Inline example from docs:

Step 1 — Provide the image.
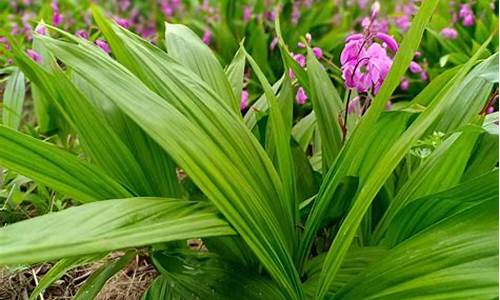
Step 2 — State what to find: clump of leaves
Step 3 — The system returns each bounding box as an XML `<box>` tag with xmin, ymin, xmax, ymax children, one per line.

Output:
<box><xmin>0</xmin><ymin>1</ymin><xmax>498</xmax><ymax>299</ymax></box>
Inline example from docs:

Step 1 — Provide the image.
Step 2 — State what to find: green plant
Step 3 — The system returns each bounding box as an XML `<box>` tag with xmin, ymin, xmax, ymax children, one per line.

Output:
<box><xmin>0</xmin><ymin>1</ymin><xmax>498</xmax><ymax>299</ymax></box>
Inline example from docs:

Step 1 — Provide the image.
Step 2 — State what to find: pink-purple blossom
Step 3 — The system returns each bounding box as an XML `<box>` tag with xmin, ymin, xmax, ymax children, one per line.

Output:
<box><xmin>75</xmin><ymin>29</ymin><xmax>89</xmax><ymax>39</ymax></box>
<box><xmin>240</xmin><ymin>90</ymin><xmax>249</xmax><ymax>110</ymax></box>
<box><xmin>312</xmin><ymin>47</ymin><xmax>323</xmax><ymax>59</ymax></box>
<box><xmin>243</xmin><ymin>6</ymin><xmax>252</xmax><ymax>23</ymax></box>
<box><xmin>295</xmin><ymin>87</ymin><xmax>308</xmax><ymax>105</ymax></box>
<box><xmin>202</xmin><ymin>30</ymin><xmax>212</xmax><ymax>45</ymax></box>
<box><xmin>27</xmin><ymin>49</ymin><xmax>41</xmax><ymax>63</ymax></box>
<box><xmin>409</xmin><ymin>61</ymin><xmax>422</xmax><ymax>73</ymax></box>
<box><xmin>400</xmin><ymin>77</ymin><xmax>410</xmax><ymax>90</ymax></box>
<box><xmin>441</xmin><ymin>27</ymin><xmax>458</xmax><ymax>39</ymax></box>
<box><xmin>95</xmin><ymin>39</ymin><xmax>111</xmax><ymax>54</ymax></box>
<box><xmin>114</xmin><ymin>17</ymin><xmax>130</xmax><ymax>28</ymax></box>
<box><xmin>293</xmin><ymin>53</ymin><xmax>306</xmax><ymax>67</ymax></box>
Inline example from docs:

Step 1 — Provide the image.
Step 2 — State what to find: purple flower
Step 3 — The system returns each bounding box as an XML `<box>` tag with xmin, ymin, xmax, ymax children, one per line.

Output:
<box><xmin>295</xmin><ymin>87</ymin><xmax>308</xmax><ymax>105</ymax></box>
<box><xmin>441</xmin><ymin>27</ymin><xmax>458</xmax><ymax>39</ymax></box>
<box><xmin>264</xmin><ymin>11</ymin><xmax>276</xmax><ymax>22</ymax></box>
<box><xmin>420</xmin><ymin>71</ymin><xmax>428</xmax><ymax>81</ymax></box>
<box><xmin>119</xmin><ymin>0</ymin><xmax>131</xmax><ymax>11</ymax></box>
<box><xmin>202</xmin><ymin>30</ymin><xmax>212</xmax><ymax>45</ymax></box>
<box><xmin>75</xmin><ymin>29</ymin><xmax>89</xmax><ymax>39</ymax></box>
<box><xmin>291</xmin><ymin>2</ymin><xmax>301</xmax><ymax>25</ymax></box>
<box><xmin>375</xmin><ymin>32</ymin><xmax>398</xmax><ymax>52</ymax></box>
<box><xmin>288</xmin><ymin>68</ymin><xmax>295</xmax><ymax>80</ymax></box>
<box><xmin>27</xmin><ymin>49</ymin><xmax>42</xmax><ymax>63</ymax></box>
<box><xmin>462</xmin><ymin>14</ymin><xmax>475</xmax><ymax>26</ymax></box>
<box><xmin>293</xmin><ymin>53</ymin><xmax>306</xmax><ymax>67</ymax></box>
<box><xmin>270</xmin><ymin>37</ymin><xmax>279</xmax><ymax>51</ymax></box>
<box><xmin>35</xmin><ymin>24</ymin><xmax>47</xmax><ymax>35</ymax></box>
<box><xmin>341</xmin><ymin>39</ymin><xmax>393</xmax><ymax>94</ymax></box>
<box><xmin>409</xmin><ymin>61</ymin><xmax>422</xmax><ymax>73</ymax></box>
<box><xmin>115</xmin><ymin>17</ymin><xmax>130</xmax><ymax>28</ymax></box>
<box><xmin>459</xmin><ymin>4</ymin><xmax>472</xmax><ymax>18</ymax></box>
<box><xmin>459</xmin><ymin>4</ymin><xmax>475</xmax><ymax>27</ymax></box>
<box><xmin>51</xmin><ymin>1</ymin><xmax>62</xmax><ymax>26</ymax></box>
<box><xmin>400</xmin><ymin>77</ymin><xmax>409</xmax><ymax>90</ymax></box>
<box><xmin>240</xmin><ymin>90</ymin><xmax>249</xmax><ymax>110</ymax></box>
<box><xmin>161</xmin><ymin>0</ymin><xmax>174</xmax><ymax>17</ymax></box>
<box><xmin>395</xmin><ymin>16</ymin><xmax>410</xmax><ymax>32</ymax></box>
<box><xmin>243</xmin><ymin>6</ymin><xmax>252</xmax><ymax>23</ymax></box>
<box><xmin>52</xmin><ymin>12</ymin><xmax>63</xmax><ymax>26</ymax></box>
<box><xmin>312</xmin><ymin>47</ymin><xmax>323</xmax><ymax>59</ymax></box>
<box><xmin>95</xmin><ymin>39</ymin><xmax>111</xmax><ymax>54</ymax></box>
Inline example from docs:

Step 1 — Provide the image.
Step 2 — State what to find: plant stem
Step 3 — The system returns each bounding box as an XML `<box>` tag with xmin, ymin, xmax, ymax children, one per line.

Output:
<box><xmin>342</xmin><ymin>89</ymin><xmax>352</xmax><ymax>142</ymax></box>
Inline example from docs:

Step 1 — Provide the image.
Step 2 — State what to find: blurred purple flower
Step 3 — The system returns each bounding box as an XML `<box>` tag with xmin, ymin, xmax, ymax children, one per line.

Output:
<box><xmin>75</xmin><ymin>29</ymin><xmax>89</xmax><ymax>39</ymax></box>
<box><xmin>420</xmin><ymin>71</ymin><xmax>428</xmax><ymax>81</ymax></box>
<box><xmin>243</xmin><ymin>6</ymin><xmax>252</xmax><ymax>23</ymax></box>
<box><xmin>293</xmin><ymin>53</ymin><xmax>306</xmax><ymax>67</ymax></box>
<box><xmin>295</xmin><ymin>87</ymin><xmax>308</xmax><ymax>105</ymax></box>
<box><xmin>95</xmin><ymin>39</ymin><xmax>111</xmax><ymax>54</ymax></box>
<box><xmin>35</xmin><ymin>24</ymin><xmax>47</xmax><ymax>35</ymax></box>
<box><xmin>27</xmin><ymin>49</ymin><xmax>42</xmax><ymax>63</ymax></box>
<box><xmin>441</xmin><ymin>27</ymin><xmax>458</xmax><ymax>39</ymax></box>
<box><xmin>395</xmin><ymin>16</ymin><xmax>410</xmax><ymax>32</ymax></box>
<box><xmin>202</xmin><ymin>30</ymin><xmax>212</xmax><ymax>45</ymax></box>
<box><xmin>291</xmin><ymin>2</ymin><xmax>301</xmax><ymax>25</ymax></box>
<box><xmin>240</xmin><ymin>90</ymin><xmax>249</xmax><ymax>110</ymax></box>
<box><xmin>409</xmin><ymin>61</ymin><xmax>422</xmax><ymax>73</ymax></box>
<box><xmin>375</xmin><ymin>32</ymin><xmax>398</xmax><ymax>52</ymax></box>
<box><xmin>400</xmin><ymin>77</ymin><xmax>409</xmax><ymax>90</ymax></box>
<box><xmin>114</xmin><ymin>17</ymin><xmax>130</xmax><ymax>28</ymax></box>
<box><xmin>459</xmin><ymin>4</ymin><xmax>475</xmax><ymax>27</ymax></box>
<box><xmin>51</xmin><ymin>1</ymin><xmax>63</xmax><ymax>26</ymax></box>
<box><xmin>312</xmin><ymin>47</ymin><xmax>323</xmax><ymax>59</ymax></box>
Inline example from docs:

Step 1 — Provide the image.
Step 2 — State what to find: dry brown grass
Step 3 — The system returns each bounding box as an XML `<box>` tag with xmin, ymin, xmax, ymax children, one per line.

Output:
<box><xmin>0</xmin><ymin>254</ymin><xmax>156</xmax><ymax>300</ymax></box>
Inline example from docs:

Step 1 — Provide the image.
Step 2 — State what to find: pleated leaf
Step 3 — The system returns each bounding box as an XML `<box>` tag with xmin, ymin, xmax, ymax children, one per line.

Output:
<box><xmin>165</xmin><ymin>23</ymin><xmax>240</xmax><ymax>112</ymax></box>
<box><xmin>1</xmin><ymin>68</ymin><xmax>25</xmax><ymax>130</ymax></box>
<box><xmin>0</xmin><ymin>198</ymin><xmax>234</xmax><ymax>265</ymax></box>
<box><xmin>0</xmin><ymin>125</ymin><xmax>130</xmax><ymax>202</ymax></box>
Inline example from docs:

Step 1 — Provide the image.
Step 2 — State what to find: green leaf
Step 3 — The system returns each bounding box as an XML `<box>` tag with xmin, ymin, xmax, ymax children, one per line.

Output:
<box><xmin>0</xmin><ymin>198</ymin><xmax>234</xmax><ymax>265</ymax></box>
<box><xmin>382</xmin><ymin>170</ymin><xmax>499</xmax><ymax>247</ymax></box>
<box><xmin>225</xmin><ymin>44</ymin><xmax>246</xmax><ymax>103</ymax></box>
<box><xmin>315</xmin><ymin>34</ymin><xmax>492</xmax><ymax>299</ymax></box>
<box><xmin>433</xmin><ymin>53</ymin><xmax>498</xmax><ymax>133</ymax></box>
<box><xmin>29</xmin><ymin>254</ymin><xmax>106</xmax><ymax>300</ymax></box>
<box><xmin>306</xmin><ymin>46</ymin><xmax>343</xmax><ymax>171</ymax></box>
<box><xmin>164</xmin><ymin>22</ymin><xmax>240</xmax><ymax>113</ymax></box>
<box><xmin>244</xmin><ymin>48</ymin><xmax>298</xmax><ymax>236</ymax></box>
<box><xmin>32</xmin><ymin>23</ymin><xmax>59</xmax><ymax>133</ymax></box>
<box><xmin>149</xmin><ymin>250</ymin><xmax>288</xmax><ymax>300</ymax></box>
<box><xmin>372</xmin><ymin>126</ymin><xmax>483</xmax><ymax>243</ymax></box>
<box><xmin>74</xmin><ymin>252</ymin><xmax>135</xmax><ymax>300</ymax></box>
<box><xmin>464</xmin><ymin>131</ymin><xmax>499</xmax><ymax>179</ymax></box>
<box><xmin>303</xmin><ymin>247</ymin><xmax>387</xmax><ymax>299</ymax></box>
<box><xmin>333</xmin><ymin>200</ymin><xmax>498</xmax><ymax>300</ymax></box>
<box><xmin>0</xmin><ymin>125</ymin><xmax>131</xmax><ymax>202</ymax></box>
<box><xmin>40</xmin><ymin>23</ymin><xmax>302</xmax><ymax>298</ymax></box>
<box><xmin>1</xmin><ymin>68</ymin><xmax>25</xmax><ymax>130</ymax></box>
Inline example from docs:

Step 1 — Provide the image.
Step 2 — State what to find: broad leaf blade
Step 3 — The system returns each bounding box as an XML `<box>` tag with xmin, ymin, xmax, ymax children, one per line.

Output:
<box><xmin>1</xmin><ymin>68</ymin><xmax>25</xmax><ymax>130</ymax></box>
<box><xmin>0</xmin><ymin>198</ymin><xmax>234</xmax><ymax>265</ymax></box>
<box><xmin>0</xmin><ymin>125</ymin><xmax>130</xmax><ymax>202</ymax></box>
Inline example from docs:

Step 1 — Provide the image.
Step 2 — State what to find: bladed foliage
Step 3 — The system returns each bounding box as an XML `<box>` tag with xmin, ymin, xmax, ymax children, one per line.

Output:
<box><xmin>0</xmin><ymin>2</ymin><xmax>497</xmax><ymax>299</ymax></box>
